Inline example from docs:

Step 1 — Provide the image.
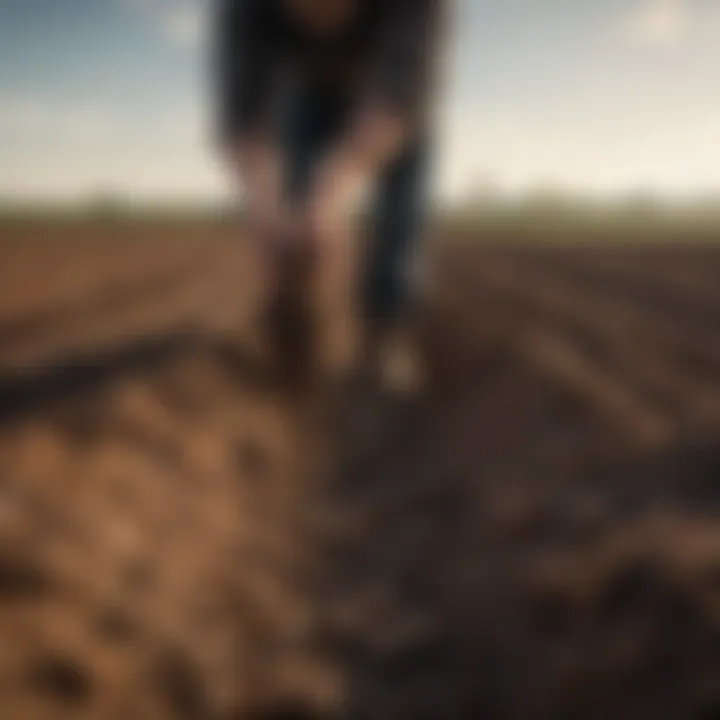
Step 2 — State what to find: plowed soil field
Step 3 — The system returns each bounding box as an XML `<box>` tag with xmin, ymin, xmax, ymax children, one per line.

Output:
<box><xmin>0</xmin><ymin>223</ymin><xmax>718</xmax><ymax>719</ymax></box>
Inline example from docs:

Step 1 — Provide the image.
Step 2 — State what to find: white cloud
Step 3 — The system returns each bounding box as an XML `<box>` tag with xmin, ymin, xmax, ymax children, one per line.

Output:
<box><xmin>161</xmin><ymin>4</ymin><xmax>205</xmax><ymax>47</ymax></box>
<box><xmin>619</xmin><ymin>0</ymin><xmax>693</xmax><ymax>48</ymax></box>
<box><xmin>127</xmin><ymin>0</ymin><xmax>207</xmax><ymax>48</ymax></box>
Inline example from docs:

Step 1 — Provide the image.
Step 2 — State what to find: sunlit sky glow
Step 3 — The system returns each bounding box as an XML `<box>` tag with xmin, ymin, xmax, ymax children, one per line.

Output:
<box><xmin>1</xmin><ymin>0</ymin><xmax>719</xmax><ymax>202</ymax></box>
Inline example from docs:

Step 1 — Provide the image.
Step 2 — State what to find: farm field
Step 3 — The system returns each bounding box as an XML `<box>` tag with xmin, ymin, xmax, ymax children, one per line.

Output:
<box><xmin>0</xmin><ymin>222</ymin><xmax>719</xmax><ymax>719</ymax></box>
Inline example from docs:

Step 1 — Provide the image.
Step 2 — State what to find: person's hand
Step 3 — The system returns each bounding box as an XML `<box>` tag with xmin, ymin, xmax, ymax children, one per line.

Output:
<box><xmin>302</xmin><ymin>191</ymin><xmax>344</xmax><ymax>250</ymax></box>
<box><xmin>226</xmin><ymin>138</ymin><xmax>295</xmax><ymax>257</ymax></box>
<box><xmin>301</xmin><ymin>152</ymin><xmax>362</xmax><ymax>255</ymax></box>
<box><xmin>249</xmin><ymin>200</ymin><xmax>318</xmax><ymax>302</ymax></box>
<box><xmin>247</xmin><ymin>195</ymin><xmax>295</xmax><ymax>256</ymax></box>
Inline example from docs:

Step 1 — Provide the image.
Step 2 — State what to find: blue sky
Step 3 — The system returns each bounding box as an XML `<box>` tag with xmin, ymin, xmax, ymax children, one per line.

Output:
<box><xmin>1</xmin><ymin>0</ymin><xmax>719</xmax><ymax>202</ymax></box>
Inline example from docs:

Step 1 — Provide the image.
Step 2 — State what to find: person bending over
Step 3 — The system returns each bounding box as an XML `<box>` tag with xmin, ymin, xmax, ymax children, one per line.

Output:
<box><xmin>216</xmin><ymin>0</ymin><xmax>445</xmax><ymax>390</ymax></box>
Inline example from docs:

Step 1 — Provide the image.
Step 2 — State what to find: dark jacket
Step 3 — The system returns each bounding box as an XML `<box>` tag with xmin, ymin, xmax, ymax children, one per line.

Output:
<box><xmin>216</xmin><ymin>0</ymin><xmax>444</xmax><ymax>145</ymax></box>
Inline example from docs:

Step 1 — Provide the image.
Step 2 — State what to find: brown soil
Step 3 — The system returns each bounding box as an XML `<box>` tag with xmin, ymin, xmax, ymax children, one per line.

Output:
<box><xmin>0</xmin><ymin>224</ymin><xmax>718</xmax><ymax>719</ymax></box>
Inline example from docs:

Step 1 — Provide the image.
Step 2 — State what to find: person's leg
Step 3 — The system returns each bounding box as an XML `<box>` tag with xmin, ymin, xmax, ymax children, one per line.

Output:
<box><xmin>281</xmin><ymin>88</ymin><xmax>352</xmax><ymax>314</ymax></box>
<box><xmin>362</xmin><ymin>135</ymin><xmax>431</xmax><ymax>390</ymax></box>
<box><xmin>282</xmin><ymin>88</ymin><xmax>348</xmax><ymax>205</ymax></box>
<box><xmin>363</xmin><ymin>135</ymin><xmax>431</xmax><ymax>324</ymax></box>
<box><xmin>270</xmin><ymin>88</ymin><xmax>352</xmax><ymax>379</ymax></box>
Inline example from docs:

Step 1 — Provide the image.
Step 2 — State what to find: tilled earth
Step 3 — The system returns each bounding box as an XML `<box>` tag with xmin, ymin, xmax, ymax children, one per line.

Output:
<box><xmin>0</xmin><ymin>223</ymin><xmax>719</xmax><ymax>719</ymax></box>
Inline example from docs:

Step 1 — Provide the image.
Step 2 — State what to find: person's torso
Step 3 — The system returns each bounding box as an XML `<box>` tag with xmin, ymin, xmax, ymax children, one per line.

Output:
<box><xmin>260</xmin><ymin>0</ymin><xmax>391</xmax><ymax>95</ymax></box>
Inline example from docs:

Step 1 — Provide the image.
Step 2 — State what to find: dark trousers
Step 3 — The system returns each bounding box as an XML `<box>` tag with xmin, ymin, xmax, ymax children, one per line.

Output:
<box><xmin>281</xmin><ymin>88</ymin><xmax>430</xmax><ymax>323</ymax></box>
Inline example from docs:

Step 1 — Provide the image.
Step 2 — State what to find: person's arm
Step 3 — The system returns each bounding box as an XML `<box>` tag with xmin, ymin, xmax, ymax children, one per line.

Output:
<box><xmin>308</xmin><ymin>0</ymin><xmax>445</xmax><ymax>227</ymax></box>
<box><xmin>216</xmin><ymin>0</ymin><xmax>283</xmax><ymax>226</ymax></box>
